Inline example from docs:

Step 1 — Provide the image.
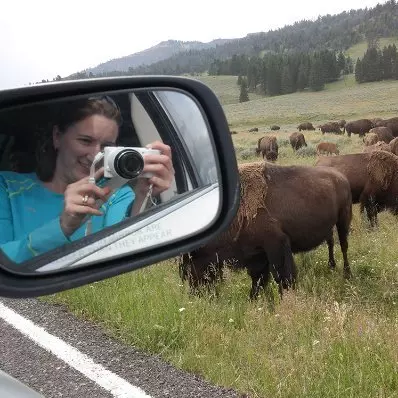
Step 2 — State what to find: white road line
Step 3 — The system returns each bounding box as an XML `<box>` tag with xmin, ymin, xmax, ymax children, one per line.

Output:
<box><xmin>0</xmin><ymin>302</ymin><xmax>152</xmax><ymax>398</ymax></box>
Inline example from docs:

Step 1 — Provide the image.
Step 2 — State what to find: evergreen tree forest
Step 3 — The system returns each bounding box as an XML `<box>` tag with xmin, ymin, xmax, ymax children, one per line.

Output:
<box><xmin>355</xmin><ymin>43</ymin><xmax>398</xmax><ymax>83</ymax></box>
<box><xmin>209</xmin><ymin>50</ymin><xmax>353</xmax><ymax>95</ymax></box>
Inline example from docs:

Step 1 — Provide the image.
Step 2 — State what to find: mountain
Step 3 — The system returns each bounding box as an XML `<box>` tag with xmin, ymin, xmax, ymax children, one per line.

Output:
<box><xmin>62</xmin><ymin>1</ymin><xmax>398</xmax><ymax>81</ymax></box>
<box><xmin>83</xmin><ymin>39</ymin><xmax>234</xmax><ymax>75</ymax></box>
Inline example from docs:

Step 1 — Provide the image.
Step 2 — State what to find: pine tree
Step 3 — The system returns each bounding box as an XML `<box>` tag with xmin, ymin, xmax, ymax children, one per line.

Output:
<box><xmin>309</xmin><ymin>56</ymin><xmax>324</xmax><ymax>91</ymax></box>
<box><xmin>296</xmin><ymin>62</ymin><xmax>308</xmax><ymax>91</ymax></box>
<box><xmin>281</xmin><ymin>63</ymin><xmax>294</xmax><ymax>94</ymax></box>
<box><xmin>237</xmin><ymin>75</ymin><xmax>242</xmax><ymax>85</ymax></box>
<box><xmin>239</xmin><ymin>78</ymin><xmax>249</xmax><ymax>102</ymax></box>
<box><xmin>355</xmin><ymin>58</ymin><xmax>363</xmax><ymax>83</ymax></box>
<box><xmin>337</xmin><ymin>52</ymin><xmax>346</xmax><ymax>74</ymax></box>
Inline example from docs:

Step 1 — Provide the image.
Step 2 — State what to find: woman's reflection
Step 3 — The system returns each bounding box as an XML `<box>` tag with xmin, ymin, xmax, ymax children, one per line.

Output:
<box><xmin>0</xmin><ymin>96</ymin><xmax>174</xmax><ymax>264</ymax></box>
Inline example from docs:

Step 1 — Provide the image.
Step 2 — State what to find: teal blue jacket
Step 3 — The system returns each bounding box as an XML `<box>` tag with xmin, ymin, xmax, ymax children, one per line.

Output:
<box><xmin>0</xmin><ymin>171</ymin><xmax>134</xmax><ymax>264</ymax></box>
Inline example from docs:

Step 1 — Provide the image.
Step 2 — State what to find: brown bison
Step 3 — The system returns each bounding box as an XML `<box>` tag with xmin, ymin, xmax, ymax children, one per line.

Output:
<box><xmin>338</xmin><ymin>120</ymin><xmax>347</xmax><ymax>129</ymax></box>
<box><xmin>389</xmin><ymin>137</ymin><xmax>398</xmax><ymax>155</ymax></box>
<box><xmin>297</xmin><ymin>122</ymin><xmax>315</xmax><ymax>131</ymax></box>
<box><xmin>359</xmin><ymin>151</ymin><xmax>398</xmax><ymax>226</ymax></box>
<box><xmin>363</xmin><ymin>141</ymin><xmax>392</xmax><ymax>153</ymax></box>
<box><xmin>316</xmin><ymin>142</ymin><xmax>339</xmax><ymax>155</ymax></box>
<box><xmin>290</xmin><ymin>132</ymin><xmax>307</xmax><ymax>151</ymax></box>
<box><xmin>367</xmin><ymin>127</ymin><xmax>394</xmax><ymax>144</ymax></box>
<box><xmin>320</xmin><ymin>122</ymin><xmax>343</xmax><ymax>135</ymax></box>
<box><xmin>178</xmin><ymin>161</ymin><xmax>353</xmax><ymax>300</ymax></box>
<box><xmin>363</xmin><ymin>133</ymin><xmax>379</xmax><ymax>146</ymax></box>
<box><xmin>345</xmin><ymin>119</ymin><xmax>373</xmax><ymax>137</ymax></box>
<box><xmin>256</xmin><ymin>136</ymin><xmax>279</xmax><ymax>161</ymax></box>
<box><xmin>270</xmin><ymin>125</ymin><xmax>280</xmax><ymax>131</ymax></box>
<box><xmin>374</xmin><ymin>117</ymin><xmax>398</xmax><ymax>137</ymax></box>
<box><xmin>315</xmin><ymin>151</ymin><xmax>398</xmax><ymax>226</ymax></box>
<box><xmin>249</xmin><ymin>127</ymin><xmax>259</xmax><ymax>132</ymax></box>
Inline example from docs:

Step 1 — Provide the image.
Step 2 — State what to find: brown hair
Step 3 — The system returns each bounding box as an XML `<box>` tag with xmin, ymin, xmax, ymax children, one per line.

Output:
<box><xmin>35</xmin><ymin>96</ymin><xmax>122</xmax><ymax>182</ymax></box>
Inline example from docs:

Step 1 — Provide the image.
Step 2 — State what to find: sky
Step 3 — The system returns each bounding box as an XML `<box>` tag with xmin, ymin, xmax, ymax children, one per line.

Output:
<box><xmin>0</xmin><ymin>0</ymin><xmax>389</xmax><ymax>90</ymax></box>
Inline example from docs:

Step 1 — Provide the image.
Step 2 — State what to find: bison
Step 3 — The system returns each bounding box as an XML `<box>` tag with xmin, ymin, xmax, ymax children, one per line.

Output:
<box><xmin>389</xmin><ymin>137</ymin><xmax>398</xmax><ymax>155</ymax></box>
<box><xmin>256</xmin><ymin>136</ymin><xmax>279</xmax><ymax>161</ymax></box>
<box><xmin>320</xmin><ymin>122</ymin><xmax>343</xmax><ymax>135</ymax></box>
<box><xmin>358</xmin><ymin>151</ymin><xmax>398</xmax><ymax>226</ymax></box>
<box><xmin>249</xmin><ymin>127</ymin><xmax>259</xmax><ymax>132</ymax></box>
<box><xmin>290</xmin><ymin>132</ymin><xmax>307</xmax><ymax>151</ymax></box>
<box><xmin>178</xmin><ymin>161</ymin><xmax>353</xmax><ymax>300</ymax></box>
<box><xmin>374</xmin><ymin>117</ymin><xmax>398</xmax><ymax>137</ymax></box>
<box><xmin>315</xmin><ymin>151</ymin><xmax>398</xmax><ymax>226</ymax></box>
<box><xmin>297</xmin><ymin>122</ymin><xmax>315</xmax><ymax>131</ymax></box>
<box><xmin>367</xmin><ymin>127</ymin><xmax>394</xmax><ymax>144</ymax></box>
<box><xmin>270</xmin><ymin>125</ymin><xmax>280</xmax><ymax>131</ymax></box>
<box><xmin>345</xmin><ymin>119</ymin><xmax>373</xmax><ymax>137</ymax></box>
<box><xmin>316</xmin><ymin>142</ymin><xmax>339</xmax><ymax>155</ymax></box>
<box><xmin>338</xmin><ymin>120</ymin><xmax>347</xmax><ymax>130</ymax></box>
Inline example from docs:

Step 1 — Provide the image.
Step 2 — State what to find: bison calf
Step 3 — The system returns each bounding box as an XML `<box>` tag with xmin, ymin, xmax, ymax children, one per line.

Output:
<box><xmin>317</xmin><ymin>142</ymin><xmax>339</xmax><ymax>155</ymax></box>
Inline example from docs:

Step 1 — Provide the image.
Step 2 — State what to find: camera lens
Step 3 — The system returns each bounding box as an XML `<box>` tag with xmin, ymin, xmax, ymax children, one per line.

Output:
<box><xmin>114</xmin><ymin>149</ymin><xmax>144</xmax><ymax>179</ymax></box>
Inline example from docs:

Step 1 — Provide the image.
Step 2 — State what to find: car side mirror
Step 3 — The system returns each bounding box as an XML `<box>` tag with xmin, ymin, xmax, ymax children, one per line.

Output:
<box><xmin>0</xmin><ymin>76</ymin><xmax>240</xmax><ymax>298</ymax></box>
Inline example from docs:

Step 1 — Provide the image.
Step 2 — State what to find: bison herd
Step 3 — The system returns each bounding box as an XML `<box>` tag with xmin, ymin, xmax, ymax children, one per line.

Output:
<box><xmin>180</xmin><ymin>117</ymin><xmax>398</xmax><ymax>301</ymax></box>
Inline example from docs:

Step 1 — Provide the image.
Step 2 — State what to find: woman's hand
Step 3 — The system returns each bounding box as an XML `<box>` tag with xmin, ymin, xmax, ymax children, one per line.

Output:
<box><xmin>60</xmin><ymin>168</ymin><xmax>112</xmax><ymax>237</ymax></box>
<box><xmin>134</xmin><ymin>141</ymin><xmax>175</xmax><ymax>198</ymax></box>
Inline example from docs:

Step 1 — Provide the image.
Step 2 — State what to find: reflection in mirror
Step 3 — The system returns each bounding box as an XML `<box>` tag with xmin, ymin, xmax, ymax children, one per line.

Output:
<box><xmin>0</xmin><ymin>88</ymin><xmax>220</xmax><ymax>274</ymax></box>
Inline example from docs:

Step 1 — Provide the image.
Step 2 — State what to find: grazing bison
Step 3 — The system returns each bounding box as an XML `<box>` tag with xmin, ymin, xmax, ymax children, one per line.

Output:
<box><xmin>345</xmin><ymin>119</ymin><xmax>373</xmax><ymax>137</ymax></box>
<box><xmin>270</xmin><ymin>125</ymin><xmax>280</xmax><ymax>131</ymax></box>
<box><xmin>374</xmin><ymin>117</ymin><xmax>398</xmax><ymax>137</ymax></box>
<box><xmin>249</xmin><ymin>127</ymin><xmax>259</xmax><ymax>132</ymax></box>
<box><xmin>338</xmin><ymin>120</ymin><xmax>347</xmax><ymax>130</ymax></box>
<box><xmin>368</xmin><ymin>127</ymin><xmax>394</xmax><ymax>144</ymax></box>
<box><xmin>256</xmin><ymin>136</ymin><xmax>279</xmax><ymax>161</ymax></box>
<box><xmin>363</xmin><ymin>133</ymin><xmax>379</xmax><ymax>146</ymax></box>
<box><xmin>363</xmin><ymin>141</ymin><xmax>392</xmax><ymax>153</ymax></box>
<box><xmin>316</xmin><ymin>142</ymin><xmax>339</xmax><ymax>155</ymax></box>
<box><xmin>178</xmin><ymin>161</ymin><xmax>353</xmax><ymax>300</ymax></box>
<box><xmin>297</xmin><ymin>122</ymin><xmax>315</xmax><ymax>131</ymax></box>
<box><xmin>290</xmin><ymin>132</ymin><xmax>307</xmax><ymax>151</ymax></box>
<box><xmin>230</xmin><ymin>130</ymin><xmax>238</xmax><ymax>135</ymax></box>
<box><xmin>359</xmin><ymin>151</ymin><xmax>398</xmax><ymax>226</ymax></box>
<box><xmin>389</xmin><ymin>137</ymin><xmax>398</xmax><ymax>155</ymax></box>
<box><xmin>320</xmin><ymin>122</ymin><xmax>343</xmax><ymax>135</ymax></box>
<box><xmin>315</xmin><ymin>151</ymin><xmax>398</xmax><ymax>226</ymax></box>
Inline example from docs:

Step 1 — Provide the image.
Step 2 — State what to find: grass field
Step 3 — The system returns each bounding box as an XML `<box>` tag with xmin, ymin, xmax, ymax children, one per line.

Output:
<box><xmin>42</xmin><ymin>42</ymin><xmax>398</xmax><ymax>398</ymax></box>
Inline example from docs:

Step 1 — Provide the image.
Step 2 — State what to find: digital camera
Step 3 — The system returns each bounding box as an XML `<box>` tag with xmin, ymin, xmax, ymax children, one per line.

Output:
<box><xmin>103</xmin><ymin>146</ymin><xmax>160</xmax><ymax>179</ymax></box>
<box><xmin>93</xmin><ymin>146</ymin><xmax>160</xmax><ymax>191</ymax></box>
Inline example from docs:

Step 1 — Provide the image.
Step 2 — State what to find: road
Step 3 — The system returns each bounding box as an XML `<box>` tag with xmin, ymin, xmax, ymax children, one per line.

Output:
<box><xmin>0</xmin><ymin>297</ymin><xmax>244</xmax><ymax>398</ymax></box>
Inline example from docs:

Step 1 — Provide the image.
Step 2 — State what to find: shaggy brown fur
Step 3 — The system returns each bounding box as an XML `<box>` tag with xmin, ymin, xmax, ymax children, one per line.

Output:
<box><xmin>389</xmin><ymin>137</ymin><xmax>398</xmax><ymax>155</ymax></box>
<box><xmin>363</xmin><ymin>133</ymin><xmax>379</xmax><ymax>146</ymax></box>
<box><xmin>363</xmin><ymin>141</ymin><xmax>391</xmax><ymax>153</ymax></box>
<box><xmin>179</xmin><ymin>161</ymin><xmax>352</xmax><ymax>300</ymax></box>
<box><xmin>256</xmin><ymin>136</ymin><xmax>279</xmax><ymax>161</ymax></box>
<box><xmin>316</xmin><ymin>142</ymin><xmax>339</xmax><ymax>155</ymax></box>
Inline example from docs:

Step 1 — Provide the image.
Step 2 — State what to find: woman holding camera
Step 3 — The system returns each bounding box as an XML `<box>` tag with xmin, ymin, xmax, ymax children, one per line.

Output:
<box><xmin>0</xmin><ymin>96</ymin><xmax>174</xmax><ymax>264</ymax></box>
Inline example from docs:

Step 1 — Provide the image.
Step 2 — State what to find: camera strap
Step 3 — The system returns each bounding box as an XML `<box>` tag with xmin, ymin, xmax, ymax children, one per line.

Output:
<box><xmin>138</xmin><ymin>183</ymin><xmax>156</xmax><ymax>214</ymax></box>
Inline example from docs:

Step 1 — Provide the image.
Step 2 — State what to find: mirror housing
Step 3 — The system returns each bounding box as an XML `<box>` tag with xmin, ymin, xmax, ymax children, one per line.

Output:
<box><xmin>0</xmin><ymin>76</ymin><xmax>240</xmax><ymax>298</ymax></box>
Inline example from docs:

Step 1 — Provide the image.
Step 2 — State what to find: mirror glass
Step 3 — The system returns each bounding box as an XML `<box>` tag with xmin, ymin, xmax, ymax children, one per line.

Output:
<box><xmin>0</xmin><ymin>88</ymin><xmax>221</xmax><ymax>274</ymax></box>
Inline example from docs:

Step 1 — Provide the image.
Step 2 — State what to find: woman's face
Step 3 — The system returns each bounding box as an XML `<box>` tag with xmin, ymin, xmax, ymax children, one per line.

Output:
<box><xmin>53</xmin><ymin>114</ymin><xmax>119</xmax><ymax>184</ymax></box>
